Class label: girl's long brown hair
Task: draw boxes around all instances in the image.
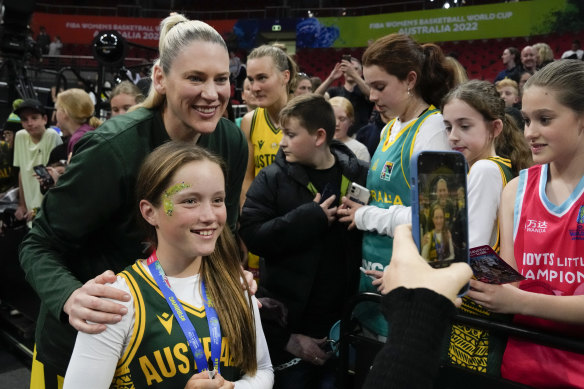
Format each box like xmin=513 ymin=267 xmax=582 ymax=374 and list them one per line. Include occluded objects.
xmin=136 ymin=141 xmax=257 ymax=374
xmin=442 ymin=80 xmax=532 ymax=175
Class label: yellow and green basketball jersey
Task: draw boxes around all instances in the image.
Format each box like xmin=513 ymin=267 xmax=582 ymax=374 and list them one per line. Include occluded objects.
xmin=250 ymin=107 xmax=282 ymax=177
xmin=448 ymin=156 xmax=514 ymax=375
xmin=112 ymin=262 xmax=241 ymax=388
xmin=248 ymin=107 xmax=282 ymax=280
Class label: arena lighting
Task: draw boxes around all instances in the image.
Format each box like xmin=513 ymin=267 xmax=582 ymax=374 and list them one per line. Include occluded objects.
xmin=307 ymin=10 xmax=314 ymax=17
xmin=443 ymin=2 xmax=451 ymax=9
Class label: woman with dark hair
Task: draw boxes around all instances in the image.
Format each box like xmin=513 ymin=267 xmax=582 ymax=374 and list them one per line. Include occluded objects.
xmin=338 ymin=33 xmax=456 ymax=337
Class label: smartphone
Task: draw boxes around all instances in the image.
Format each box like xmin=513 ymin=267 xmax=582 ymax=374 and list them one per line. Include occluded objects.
xmin=342 ymin=54 xmax=352 ymax=62
xmin=348 ymin=182 xmax=370 ymax=205
xmin=33 ymin=164 xmax=54 ymax=187
xmin=410 ymin=151 xmax=469 ymax=293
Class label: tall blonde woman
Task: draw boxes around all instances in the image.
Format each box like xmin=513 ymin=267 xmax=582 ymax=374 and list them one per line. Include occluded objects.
xmin=20 ymin=14 xmax=248 ymax=388
xmin=240 ymin=45 xmax=298 ymax=280
xmin=240 ymin=45 xmax=298 ymax=201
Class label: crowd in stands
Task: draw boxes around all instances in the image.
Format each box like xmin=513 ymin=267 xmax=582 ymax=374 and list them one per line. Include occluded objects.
xmin=1 ymin=14 xmax=583 ymax=389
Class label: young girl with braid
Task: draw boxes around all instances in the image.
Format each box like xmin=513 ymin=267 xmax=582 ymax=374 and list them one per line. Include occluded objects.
xmin=442 ymin=79 xmax=532 ymax=375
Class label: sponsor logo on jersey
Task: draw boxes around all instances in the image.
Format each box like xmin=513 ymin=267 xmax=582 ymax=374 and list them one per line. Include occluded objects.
xmin=525 ymin=219 xmax=547 ymax=233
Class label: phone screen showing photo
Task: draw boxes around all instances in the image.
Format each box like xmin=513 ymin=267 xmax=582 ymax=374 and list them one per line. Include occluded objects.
xmin=414 ymin=152 xmax=468 ymax=268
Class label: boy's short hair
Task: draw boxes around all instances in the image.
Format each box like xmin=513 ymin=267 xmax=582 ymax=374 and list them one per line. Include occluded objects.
xmin=279 ymin=93 xmax=335 ymax=143
xmin=495 ymin=78 xmax=519 ymax=95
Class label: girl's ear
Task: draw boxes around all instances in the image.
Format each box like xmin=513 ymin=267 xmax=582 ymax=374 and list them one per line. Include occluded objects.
xmin=282 ymin=69 xmax=291 ymax=86
xmin=140 ymin=199 xmax=159 ymax=227
xmin=578 ymin=114 xmax=584 ymax=136
xmin=492 ymin=118 xmax=503 ymax=139
xmin=406 ymin=70 xmax=418 ymax=90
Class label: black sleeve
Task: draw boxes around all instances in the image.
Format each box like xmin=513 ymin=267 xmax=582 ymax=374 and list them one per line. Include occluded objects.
xmin=239 ymin=169 xmax=329 ymax=258
xmin=363 ymin=287 xmax=456 ymax=389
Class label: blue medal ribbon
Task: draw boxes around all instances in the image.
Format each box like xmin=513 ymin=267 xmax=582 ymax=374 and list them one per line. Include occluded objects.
xmin=433 ymin=232 xmax=443 ymax=260
xmin=147 ymin=251 xmax=222 ymax=374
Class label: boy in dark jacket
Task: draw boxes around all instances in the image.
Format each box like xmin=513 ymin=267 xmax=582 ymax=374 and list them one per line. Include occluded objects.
xmin=239 ymin=94 xmax=368 ymax=388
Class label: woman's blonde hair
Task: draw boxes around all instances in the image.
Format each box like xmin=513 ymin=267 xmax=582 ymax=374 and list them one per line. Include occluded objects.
xmin=111 ymin=81 xmax=144 ymax=104
xmin=444 ymin=56 xmax=468 ymax=87
xmin=137 ymin=14 xmax=227 ymax=111
xmin=136 ymin=141 xmax=257 ymax=374
xmin=248 ymin=44 xmax=299 ymax=94
xmin=533 ymin=42 xmax=554 ymax=65
xmin=56 ymin=88 xmax=102 ymax=128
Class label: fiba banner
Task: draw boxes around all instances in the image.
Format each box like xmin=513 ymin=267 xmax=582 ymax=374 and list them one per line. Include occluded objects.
xmin=30 ymin=13 xmax=236 ymax=47
xmin=297 ymin=0 xmax=568 ymax=48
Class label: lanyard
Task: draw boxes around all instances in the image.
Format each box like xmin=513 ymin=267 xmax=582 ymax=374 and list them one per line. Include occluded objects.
xmin=147 ymin=251 xmax=222 ymax=374
xmin=433 ymin=232 xmax=443 ymax=260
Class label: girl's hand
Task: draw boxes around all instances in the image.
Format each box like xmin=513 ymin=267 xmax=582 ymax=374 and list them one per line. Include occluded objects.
xmin=361 ymin=269 xmax=385 ymax=291
xmin=241 ymin=268 xmax=257 ymax=295
xmin=185 ymin=372 xmax=234 ymax=389
xmin=337 ymin=196 xmax=364 ymax=229
xmin=422 ymin=232 xmax=430 ymax=247
xmin=467 ymin=279 xmax=522 ymax=314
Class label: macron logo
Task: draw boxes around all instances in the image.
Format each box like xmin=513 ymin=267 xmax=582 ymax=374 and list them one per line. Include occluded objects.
xmin=157 ymin=312 xmax=174 ymax=335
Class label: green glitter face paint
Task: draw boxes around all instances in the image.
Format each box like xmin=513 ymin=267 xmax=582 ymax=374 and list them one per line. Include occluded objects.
xmin=162 ymin=182 xmax=191 ymax=216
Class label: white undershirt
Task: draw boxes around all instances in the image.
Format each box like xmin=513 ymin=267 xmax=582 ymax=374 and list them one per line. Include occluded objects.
xmin=63 ymin=262 xmax=273 ymax=389
xmin=355 ymin=158 xmax=505 ymax=252
xmin=383 ymin=113 xmax=450 ymax=154
xmin=467 ymin=159 xmax=504 ymax=248
xmin=355 ymin=112 xmax=449 ymax=236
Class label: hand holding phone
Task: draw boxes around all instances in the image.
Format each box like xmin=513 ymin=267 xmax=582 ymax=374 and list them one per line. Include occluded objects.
xmin=33 ymin=164 xmax=55 ymax=194
xmin=410 ymin=151 xmax=469 ymax=295
xmin=380 ymin=225 xmax=472 ymax=304
xmin=348 ymin=182 xmax=370 ymax=205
